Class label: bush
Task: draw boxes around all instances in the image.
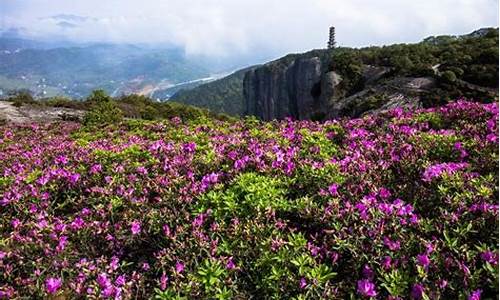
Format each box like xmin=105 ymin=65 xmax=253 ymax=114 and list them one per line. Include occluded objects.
xmin=8 ymin=91 xmax=36 ymax=107
xmin=83 ymin=90 xmax=123 ymax=126
xmin=441 ymin=70 xmax=457 ymax=83
xmin=44 ymin=97 xmax=87 ymax=110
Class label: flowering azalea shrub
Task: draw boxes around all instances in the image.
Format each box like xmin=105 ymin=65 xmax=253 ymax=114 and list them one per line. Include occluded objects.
xmin=0 ymin=100 xmax=498 ymax=299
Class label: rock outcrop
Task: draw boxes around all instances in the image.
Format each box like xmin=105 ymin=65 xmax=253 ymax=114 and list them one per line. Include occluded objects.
xmin=243 ymin=55 xmax=437 ymax=121
xmin=243 ymin=56 xmax=342 ymax=121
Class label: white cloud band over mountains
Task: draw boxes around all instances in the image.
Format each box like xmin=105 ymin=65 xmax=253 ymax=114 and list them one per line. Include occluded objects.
xmin=1 ymin=0 xmax=498 ymax=57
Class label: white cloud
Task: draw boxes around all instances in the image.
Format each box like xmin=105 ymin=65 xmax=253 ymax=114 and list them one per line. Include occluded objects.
xmin=1 ymin=0 xmax=498 ymax=57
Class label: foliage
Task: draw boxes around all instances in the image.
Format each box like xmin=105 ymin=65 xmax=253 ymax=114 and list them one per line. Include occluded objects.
xmin=83 ymin=90 xmax=124 ymax=126
xmin=6 ymin=90 xmax=37 ymax=107
xmin=171 ymin=67 xmax=254 ymax=116
xmin=329 ymin=49 xmax=364 ymax=95
xmin=0 ymin=100 xmax=498 ymax=299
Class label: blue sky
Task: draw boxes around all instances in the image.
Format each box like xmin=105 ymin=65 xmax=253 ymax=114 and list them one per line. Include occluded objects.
xmin=1 ymin=0 xmax=498 ymax=58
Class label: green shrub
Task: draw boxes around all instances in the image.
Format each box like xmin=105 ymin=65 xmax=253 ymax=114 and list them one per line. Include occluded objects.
xmin=83 ymin=90 xmax=123 ymax=126
xmin=8 ymin=91 xmax=36 ymax=107
xmin=44 ymin=96 xmax=87 ymax=110
xmin=441 ymin=70 xmax=457 ymax=83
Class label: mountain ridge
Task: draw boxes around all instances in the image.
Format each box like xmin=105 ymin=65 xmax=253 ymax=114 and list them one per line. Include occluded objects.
xmin=172 ymin=27 xmax=499 ymax=120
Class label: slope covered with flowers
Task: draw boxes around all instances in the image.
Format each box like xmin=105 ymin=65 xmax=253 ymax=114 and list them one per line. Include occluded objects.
xmin=0 ymin=101 xmax=498 ymax=299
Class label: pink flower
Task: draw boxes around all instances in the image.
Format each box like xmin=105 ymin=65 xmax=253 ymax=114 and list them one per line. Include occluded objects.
xmin=45 ymin=277 xmax=62 ymax=294
xmin=11 ymin=218 xmax=21 ymax=229
xmin=480 ymin=251 xmax=497 ymax=265
xmin=328 ymin=183 xmax=339 ymax=196
xmin=411 ymin=284 xmax=424 ymax=299
xmin=130 ymin=220 xmax=141 ymax=235
xmin=382 ymin=256 xmax=392 ymax=270
xmin=299 ymin=278 xmax=307 ymax=289
xmin=175 ymin=261 xmax=184 ymax=273
xmin=97 ymin=273 xmax=111 ymax=288
xmin=160 ymin=272 xmax=168 ymax=291
xmin=226 ymin=257 xmax=236 ymax=270
xmin=357 ymin=279 xmax=377 ymax=297
xmin=68 ymin=173 xmax=80 ymax=184
xmin=90 ymin=164 xmax=102 ymax=174
xmin=469 ymin=289 xmax=482 ymax=300
xmin=115 ymin=275 xmax=126 ymax=286
xmin=162 ymin=224 xmax=171 ymax=237
xmin=416 ymin=254 xmax=430 ymax=268
xmin=422 ymin=162 xmax=468 ymax=182
xmin=383 ymin=237 xmax=401 ymax=251
xmin=136 ymin=166 xmax=148 ymax=175
xmin=379 ymin=188 xmax=391 ymax=199
xmin=438 ymin=280 xmax=448 ymax=289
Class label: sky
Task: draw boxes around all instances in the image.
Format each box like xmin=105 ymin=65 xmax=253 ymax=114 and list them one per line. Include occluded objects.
xmin=1 ymin=0 xmax=498 ymax=59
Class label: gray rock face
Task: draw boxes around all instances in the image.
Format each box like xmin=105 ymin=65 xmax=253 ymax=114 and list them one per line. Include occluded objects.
xmin=326 ymin=76 xmax=435 ymax=119
xmin=244 ymin=56 xmax=341 ymax=121
xmin=243 ymin=55 xmax=439 ymax=121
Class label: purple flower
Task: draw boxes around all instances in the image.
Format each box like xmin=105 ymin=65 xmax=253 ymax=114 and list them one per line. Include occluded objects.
xmin=183 ymin=142 xmax=196 ymax=153
xmin=379 ymin=188 xmax=391 ymax=199
xmin=416 ymin=254 xmax=430 ymax=268
xmin=469 ymin=289 xmax=482 ymax=300
xmin=90 ymin=164 xmax=102 ymax=174
xmin=160 ymin=272 xmax=168 ymax=291
xmin=328 ymin=184 xmax=339 ymax=196
xmin=45 ymin=277 xmax=62 ymax=295
xmin=97 ymin=273 xmax=111 ymax=289
xmin=115 ymin=275 xmax=126 ymax=286
xmin=130 ymin=220 xmax=141 ymax=235
xmin=383 ymin=237 xmax=401 ymax=251
xmin=55 ymin=155 xmax=69 ymax=165
xmin=362 ymin=265 xmax=374 ymax=279
xmin=438 ymin=279 xmax=448 ymax=289
xmin=163 ymin=224 xmax=171 ymax=237
xmin=299 ymin=278 xmax=307 ymax=289
xmin=226 ymin=257 xmax=236 ymax=270
xmin=411 ymin=284 xmax=425 ymax=299
xmin=422 ymin=162 xmax=468 ymax=182
xmin=136 ymin=166 xmax=148 ymax=175
xmin=175 ymin=261 xmax=184 ymax=273
xmin=480 ymin=251 xmax=497 ymax=265
xmin=357 ymin=279 xmax=377 ymax=297
xmin=382 ymin=256 xmax=392 ymax=270
xmin=11 ymin=218 xmax=21 ymax=229
xmin=68 ymin=173 xmax=80 ymax=184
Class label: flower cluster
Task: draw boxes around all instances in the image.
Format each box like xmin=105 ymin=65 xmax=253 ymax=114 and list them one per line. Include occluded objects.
xmin=0 ymin=100 xmax=497 ymax=299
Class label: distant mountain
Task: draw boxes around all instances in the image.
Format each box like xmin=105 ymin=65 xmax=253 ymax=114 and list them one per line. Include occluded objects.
xmin=170 ymin=28 xmax=499 ymax=120
xmin=0 ymin=39 xmax=210 ymax=98
xmin=0 ymin=36 xmax=81 ymax=51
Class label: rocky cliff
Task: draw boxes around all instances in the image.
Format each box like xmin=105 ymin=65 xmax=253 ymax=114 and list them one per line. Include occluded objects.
xmin=243 ymin=53 xmax=342 ymax=121
xmin=242 ymin=53 xmax=415 ymax=121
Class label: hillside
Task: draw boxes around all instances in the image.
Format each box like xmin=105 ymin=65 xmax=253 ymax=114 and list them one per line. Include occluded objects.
xmin=0 ymin=40 xmax=210 ymax=99
xmin=0 ymin=100 xmax=497 ymax=298
xmin=170 ymin=67 xmax=257 ymax=116
xmin=171 ymin=28 xmax=499 ymax=120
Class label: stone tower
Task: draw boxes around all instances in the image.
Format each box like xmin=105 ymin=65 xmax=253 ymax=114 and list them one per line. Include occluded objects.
xmin=328 ymin=26 xmax=336 ymax=49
